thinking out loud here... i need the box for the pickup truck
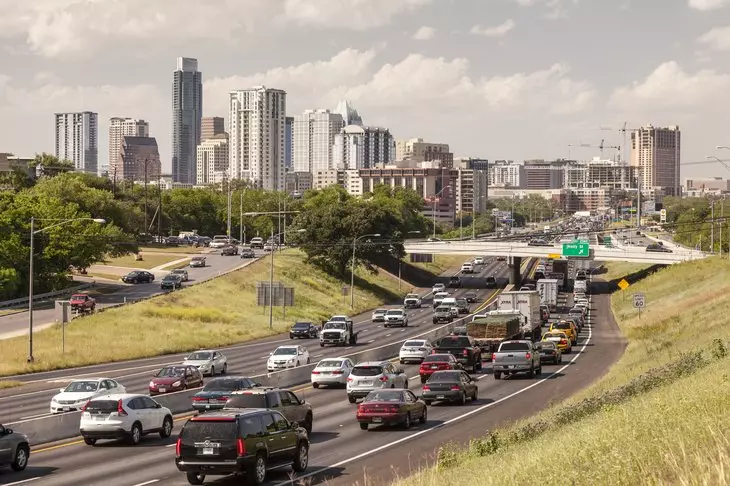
[69,293,96,314]
[319,320,357,347]
[492,340,542,379]
[433,306,454,324]
[384,308,408,328]
[403,293,422,309]
[432,335,483,372]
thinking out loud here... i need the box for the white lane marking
[4,478,41,486]
[276,308,593,486]
[367,340,375,344]
[311,354,323,359]
[385,334,392,337]
[132,481,159,486]
[19,412,53,420]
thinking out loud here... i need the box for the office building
[201,117,225,141]
[334,126,395,169]
[54,111,98,175]
[229,86,287,191]
[630,125,681,197]
[395,138,453,168]
[285,171,313,194]
[285,117,294,169]
[293,109,344,173]
[334,100,363,126]
[172,57,203,184]
[456,169,488,214]
[108,118,149,179]
[113,136,161,182]
[522,160,565,190]
[311,169,363,195]
[196,134,229,185]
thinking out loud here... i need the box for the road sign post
[562,240,590,258]
[633,292,645,318]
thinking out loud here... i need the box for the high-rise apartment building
[55,111,98,175]
[395,138,453,167]
[285,117,294,169]
[334,126,394,169]
[522,160,565,190]
[630,125,681,197]
[229,86,287,191]
[334,100,363,126]
[293,109,344,173]
[172,57,203,184]
[196,134,229,185]
[114,136,161,182]
[489,161,523,187]
[108,118,149,179]
[201,117,225,142]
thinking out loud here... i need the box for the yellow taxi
[542,331,572,353]
[549,320,578,346]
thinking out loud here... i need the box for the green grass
[101,253,183,270]
[0,380,22,389]
[408,255,467,276]
[161,259,192,271]
[86,272,124,282]
[0,250,410,376]
[601,261,652,281]
[395,256,730,486]
[0,309,23,317]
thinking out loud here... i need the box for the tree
[34,153,74,178]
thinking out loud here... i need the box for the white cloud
[688,0,730,10]
[412,26,436,40]
[470,19,516,37]
[697,26,730,50]
[284,0,431,30]
[510,0,580,19]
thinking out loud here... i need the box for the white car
[384,308,408,328]
[461,263,474,274]
[267,345,310,372]
[79,393,173,446]
[432,283,446,293]
[433,291,450,307]
[473,257,485,265]
[399,339,433,364]
[50,378,125,414]
[182,349,228,376]
[310,357,355,388]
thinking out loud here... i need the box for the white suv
[347,361,408,403]
[79,394,173,446]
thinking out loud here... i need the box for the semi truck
[467,311,524,358]
[536,279,559,312]
[497,290,542,341]
[550,259,569,290]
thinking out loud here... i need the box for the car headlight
[199,363,210,369]
[287,358,295,364]
[172,381,181,387]
[149,381,155,387]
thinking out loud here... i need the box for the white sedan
[310,357,355,388]
[267,345,310,372]
[399,339,433,364]
[50,378,126,414]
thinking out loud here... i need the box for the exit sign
[562,240,590,258]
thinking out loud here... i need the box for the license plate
[431,365,438,369]
[159,387,166,393]
[93,415,105,421]
[508,365,515,369]
[63,407,70,412]
[436,395,445,399]
[203,447,215,455]
[372,417,382,423]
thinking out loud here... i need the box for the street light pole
[431,185,451,239]
[351,233,380,308]
[269,226,274,330]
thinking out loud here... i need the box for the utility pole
[636,168,641,229]
[157,172,162,241]
[143,159,149,235]
[268,226,274,330]
[720,199,724,257]
[226,177,232,240]
[239,189,244,244]
[711,199,715,253]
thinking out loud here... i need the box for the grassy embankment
[396,257,730,486]
[0,250,456,377]
[0,380,22,389]
[600,261,651,281]
[408,255,466,276]
[100,253,183,270]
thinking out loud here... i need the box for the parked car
[289,322,320,339]
[356,389,427,430]
[421,370,478,405]
[347,361,408,403]
[191,376,259,412]
[161,274,183,290]
[189,256,206,268]
[79,394,173,446]
[182,350,228,376]
[0,424,29,471]
[170,269,189,281]
[240,248,256,258]
[50,378,126,414]
[224,387,313,434]
[310,357,355,389]
[399,339,433,364]
[121,270,155,284]
[149,365,204,395]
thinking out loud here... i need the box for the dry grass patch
[601,261,652,281]
[86,272,124,282]
[160,259,191,271]
[0,250,406,376]
[138,245,206,254]
[101,253,182,269]
[0,380,22,389]
[408,254,468,276]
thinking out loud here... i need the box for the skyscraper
[630,125,681,197]
[334,100,363,126]
[172,57,202,184]
[55,111,98,174]
[201,117,225,142]
[285,117,294,170]
[333,125,395,170]
[108,118,149,179]
[196,134,229,185]
[229,86,287,191]
[293,109,344,173]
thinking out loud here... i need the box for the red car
[419,354,461,383]
[356,389,427,430]
[149,365,204,395]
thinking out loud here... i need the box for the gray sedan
[421,370,478,405]
[0,424,30,471]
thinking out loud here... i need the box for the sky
[2,0,730,179]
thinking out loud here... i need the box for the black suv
[224,388,313,434]
[175,409,309,485]
[289,322,319,339]
[485,276,497,288]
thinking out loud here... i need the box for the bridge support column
[509,256,522,287]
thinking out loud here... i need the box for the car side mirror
[269,352,273,356]
[291,421,300,430]
[4,428,12,435]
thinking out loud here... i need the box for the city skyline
[3,1,730,177]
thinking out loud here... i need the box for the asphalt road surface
[0,275,627,486]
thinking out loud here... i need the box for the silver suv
[384,309,408,328]
[0,424,30,471]
[347,361,409,403]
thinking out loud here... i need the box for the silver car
[182,350,228,376]
[0,424,30,471]
[347,361,409,403]
[170,269,189,281]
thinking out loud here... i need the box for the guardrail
[0,283,94,310]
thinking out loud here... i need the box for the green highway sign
[562,240,590,258]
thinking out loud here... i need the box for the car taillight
[431,350,436,354]
[378,376,388,382]
[451,386,461,391]
[176,438,182,457]
[219,396,229,401]
[311,371,321,375]
[347,377,353,382]
[236,438,245,456]
[422,385,430,391]
[525,353,531,360]
[463,349,469,356]
[560,339,567,345]
[332,370,344,375]
[117,399,128,416]
[387,406,400,413]
[492,353,496,361]
[81,400,90,412]
[192,397,206,402]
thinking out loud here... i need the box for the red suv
[419,354,461,383]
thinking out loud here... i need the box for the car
[455,298,470,314]
[190,376,259,412]
[121,270,155,284]
[384,308,409,327]
[356,389,427,430]
[399,339,433,364]
[182,350,228,376]
[496,256,506,261]
[538,341,562,364]
[549,321,578,346]
[542,331,572,353]
[485,276,497,288]
[421,370,478,405]
[646,243,673,253]
[329,315,354,326]
[528,238,551,247]
[432,283,446,293]
[473,257,485,265]
[79,393,173,446]
[189,256,206,268]
[347,361,409,403]
[149,365,204,395]
[289,321,319,339]
[263,243,276,252]
[460,263,474,274]
[50,378,126,414]
[267,345,310,372]
[240,248,256,258]
[433,291,450,308]
[310,357,355,388]
[170,268,189,281]
[464,291,478,303]
[175,409,309,486]
[0,424,29,471]
[224,387,313,434]
[248,236,264,249]
[432,305,454,324]
[419,354,462,383]
[403,293,422,309]
[221,245,239,256]
[161,274,183,290]
[371,309,388,322]
[69,293,96,313]
[449,275,462,288]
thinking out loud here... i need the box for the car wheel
[537,366,543,376]
[476,359,483,370]
[186,472,205,485]
[160,416,173,439]
[128,422,142,445]
[472,388,478,401]
[312,382,319,389]
[404,379,409,389]
[307,357,310,364]
[84,438,97,446]
[292,441,309,473]
[404,413,412,429]
[222,363,227,374]
[304,413,313,434]
[11,444,29,471]
[420,406,428,424]
[246,454,267,485]
[399,359,405,364]
[348,395,357,404]
[210,366,215,376]
[424,399,432,406]
[494,372,502,380]
[360,423,368,430]
[527,367,535,379]
[459,392,466,406]
[320,343,324,347]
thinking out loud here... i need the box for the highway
[0,250,259,340]
[0,273,628,486]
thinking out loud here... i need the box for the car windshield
[317,360,343,368]
[172,270,185,274]
[406,294,418,299]
[203,379,248,392]
[364,390,403,402]
[404,341,426,347]
[553,323,572,330]
[386,310,402,315]
[423,355,452,363]
[292,323,311,329]
[163,275,178,281]
[71,294,86,300]
[187,352,212,360]
[273,348,297,356]
[64,381,99,392]
[374,309,387,314]
[324,322,346,330]
[156,366,186,377]
[436,307,450,313]
[428,371,461,382]
[351,366,383,377]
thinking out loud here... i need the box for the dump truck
[467,311,524,358]
[497,290,542,341]
[536,279,558,312]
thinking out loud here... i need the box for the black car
[646,243,673,253]
[528,239,551,247]
[464,292,478,303]
[221,245,239,256]
[191,377,260,412]
[485,276,497,288]
[240,248,255,258]
[175,409,309,485]
[223,387,313,434]
[160,274,183,290]
[449,276,461,288]
[421,370,478,405]
[289,322,319,339]
[121,270,155,284]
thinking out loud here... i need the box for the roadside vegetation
[395,257,730,486]
[600,261,651,281]
[0,250,422,376]
[100,253,183,270]
[0,380,22,389]
[408,255,465,276]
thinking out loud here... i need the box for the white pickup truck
[384,308,409,328]
[403,293,422,309]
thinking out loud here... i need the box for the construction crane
[568,139,620,160]
[600,122,641,163]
